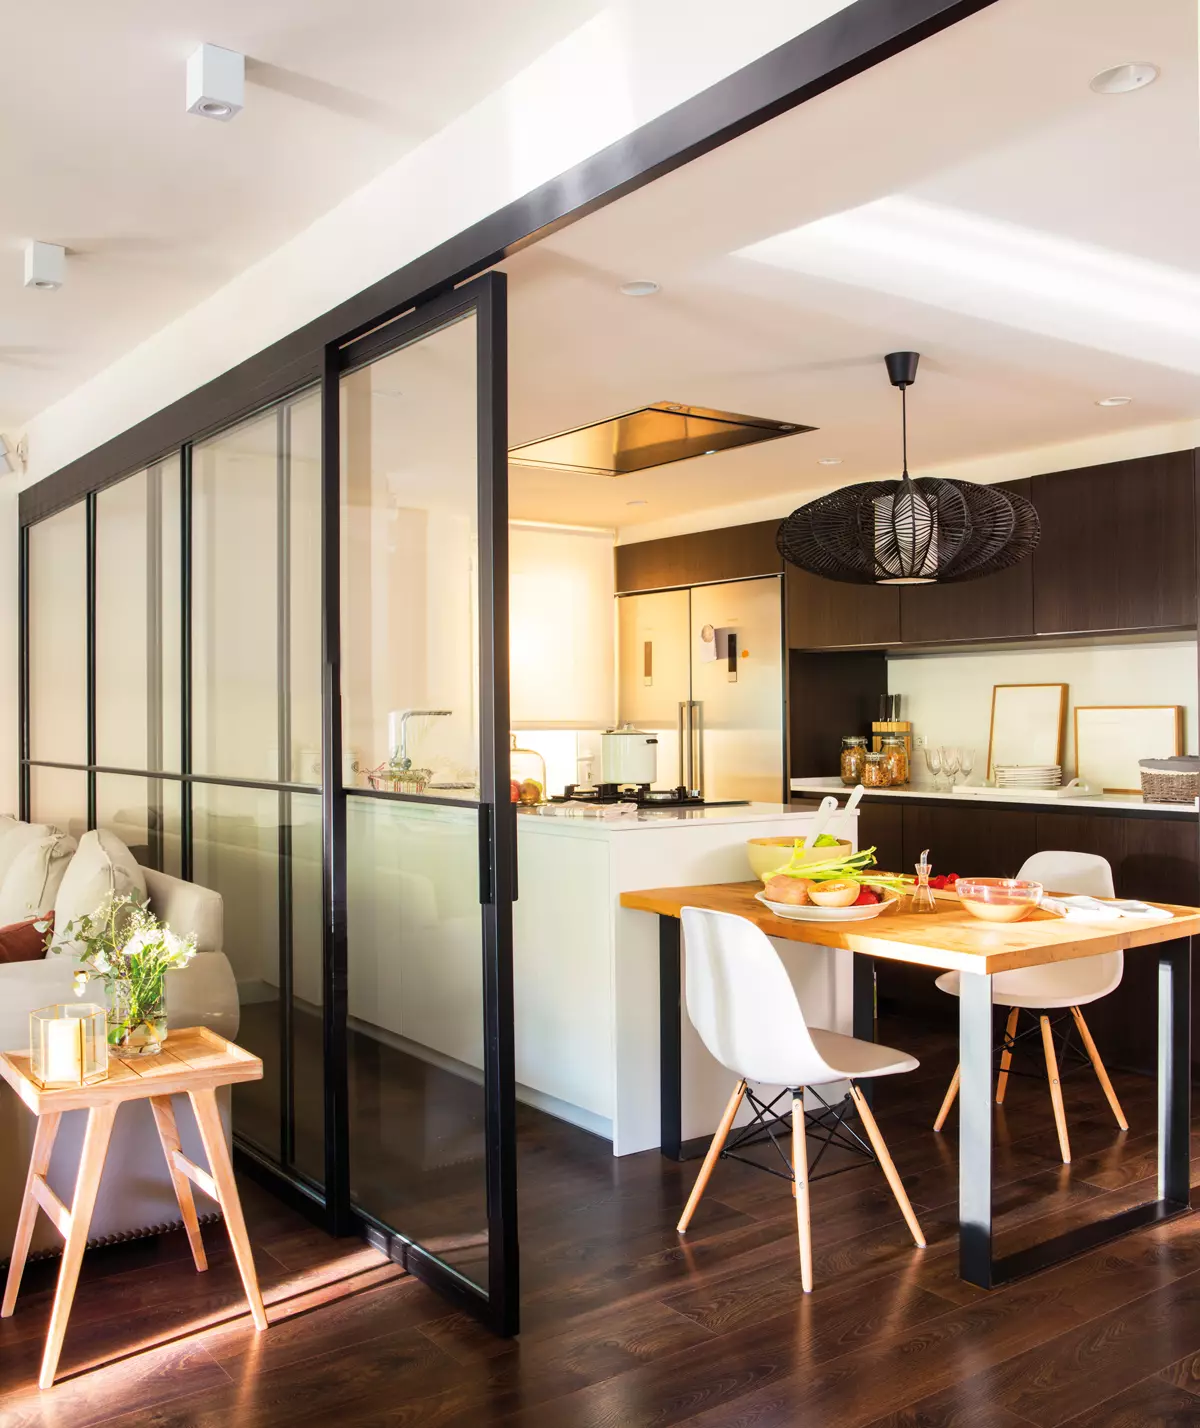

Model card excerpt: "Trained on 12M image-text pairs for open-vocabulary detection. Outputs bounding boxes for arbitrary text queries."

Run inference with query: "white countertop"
[790,776,1197,817]
[519,801,835,835]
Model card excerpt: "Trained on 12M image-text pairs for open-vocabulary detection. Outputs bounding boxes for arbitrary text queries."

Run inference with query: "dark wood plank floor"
[5,1016,1200,1427]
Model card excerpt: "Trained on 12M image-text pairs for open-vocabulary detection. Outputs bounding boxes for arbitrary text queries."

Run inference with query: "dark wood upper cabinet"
[788,650,887,777]
[786,567,900,648]
[1032,452,1198,635]
[899,479,1034,645]
[615,520,782,593]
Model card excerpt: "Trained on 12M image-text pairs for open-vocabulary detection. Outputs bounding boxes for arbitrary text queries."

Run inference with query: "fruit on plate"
[853,887,880,906]
[808,878,860,908]
[510,779,522,804]
[764,874,812,905]
[518,778,544,805]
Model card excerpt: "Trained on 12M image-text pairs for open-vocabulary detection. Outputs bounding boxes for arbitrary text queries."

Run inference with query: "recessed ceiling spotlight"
[187,43,245,121]
[1095,396,1133,406]
[817,456,843,465]
[619,279,660,297]
[704,449,718,456]
[626,498,648,506]
[1089,62,1159,95]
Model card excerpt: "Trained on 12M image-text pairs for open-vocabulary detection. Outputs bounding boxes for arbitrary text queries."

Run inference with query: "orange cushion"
[0,912,52,964]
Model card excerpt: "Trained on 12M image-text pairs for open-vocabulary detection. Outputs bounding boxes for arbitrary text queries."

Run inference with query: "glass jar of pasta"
[840,735,867,786]
[880,734,909,786]
[863,751,892,788]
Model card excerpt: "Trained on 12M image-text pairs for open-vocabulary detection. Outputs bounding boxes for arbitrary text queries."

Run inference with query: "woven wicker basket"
[1139,757,1200,805]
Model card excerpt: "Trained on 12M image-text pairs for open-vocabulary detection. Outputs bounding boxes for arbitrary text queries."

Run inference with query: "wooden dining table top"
[619,882,1200,975]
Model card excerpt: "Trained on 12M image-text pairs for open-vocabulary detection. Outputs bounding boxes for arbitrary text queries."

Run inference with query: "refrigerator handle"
[692,700,704,798]
[677,701,690,789]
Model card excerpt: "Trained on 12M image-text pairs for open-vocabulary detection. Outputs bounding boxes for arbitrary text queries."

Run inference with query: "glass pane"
[28,505,87,763]
[96,774,183,876]
[192,389,322,784]
[347,795,487,1288]
[340,314,479,796]
[96,461,183,771]
[29,767,87,839]
[192,783,322,1176]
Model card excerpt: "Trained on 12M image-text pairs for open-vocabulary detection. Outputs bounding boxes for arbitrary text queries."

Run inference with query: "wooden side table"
[0,1026,268,1389]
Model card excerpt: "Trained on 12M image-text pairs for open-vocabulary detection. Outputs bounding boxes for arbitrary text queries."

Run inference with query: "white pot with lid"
[600,724,659,785]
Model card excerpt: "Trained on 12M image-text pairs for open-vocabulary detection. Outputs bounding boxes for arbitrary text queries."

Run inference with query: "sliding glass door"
[328,273,516,1331]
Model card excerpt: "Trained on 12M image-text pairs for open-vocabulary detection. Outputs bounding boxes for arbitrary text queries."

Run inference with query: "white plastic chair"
[932,851,1126,1163]
[677,906,925,1291]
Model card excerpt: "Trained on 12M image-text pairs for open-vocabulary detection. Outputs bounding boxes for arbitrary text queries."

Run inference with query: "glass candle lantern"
[29,1004,109,1089]
[510,734,547,805]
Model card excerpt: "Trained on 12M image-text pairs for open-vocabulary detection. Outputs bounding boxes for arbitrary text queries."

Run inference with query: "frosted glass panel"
[340,313,479,793]
[28,504,87,763]
[96,461,182,771]
[96,774,183,876]
[192,389,321,783]
[29,767,87,839]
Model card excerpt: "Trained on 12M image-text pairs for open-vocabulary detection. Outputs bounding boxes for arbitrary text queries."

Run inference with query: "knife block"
[871,720,912,756]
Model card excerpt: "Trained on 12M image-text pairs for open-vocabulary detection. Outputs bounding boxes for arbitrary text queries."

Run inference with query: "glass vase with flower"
[42,894,197,1057]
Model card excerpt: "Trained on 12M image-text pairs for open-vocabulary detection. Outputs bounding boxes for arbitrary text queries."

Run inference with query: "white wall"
[0,491,16,816]
[887,639,1199,779]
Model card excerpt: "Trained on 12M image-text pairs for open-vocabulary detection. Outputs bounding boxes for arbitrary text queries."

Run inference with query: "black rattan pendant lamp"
[777,352,1039,585]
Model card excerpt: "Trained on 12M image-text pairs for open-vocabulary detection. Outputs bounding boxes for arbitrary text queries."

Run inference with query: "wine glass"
[922,741,943,790]
[941,746,961,787]
[959,747,975,785]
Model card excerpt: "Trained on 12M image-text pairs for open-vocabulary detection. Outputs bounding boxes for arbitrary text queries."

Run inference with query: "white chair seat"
[935,955,1120,1010]
[808,1027,918,1081]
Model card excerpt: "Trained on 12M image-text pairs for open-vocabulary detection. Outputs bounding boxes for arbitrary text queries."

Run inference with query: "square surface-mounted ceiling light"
[186,43,244,121]
[24,241,64,290]
[509,402,814,476]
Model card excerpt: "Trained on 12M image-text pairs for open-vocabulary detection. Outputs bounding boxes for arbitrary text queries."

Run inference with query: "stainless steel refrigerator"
[617,576,786,803]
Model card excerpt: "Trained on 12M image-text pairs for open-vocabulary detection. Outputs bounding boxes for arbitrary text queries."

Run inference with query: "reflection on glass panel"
[28,505,87,763]
[347,795,487,1290]
[192,389,322,784]
[340,315,480,796]
[96,461,182,771]
[192,783,323,1176]
[29,767,87,840]
[95,775,183,876]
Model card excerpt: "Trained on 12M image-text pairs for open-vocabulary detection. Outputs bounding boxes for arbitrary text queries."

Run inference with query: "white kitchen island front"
[515,803,858,1155]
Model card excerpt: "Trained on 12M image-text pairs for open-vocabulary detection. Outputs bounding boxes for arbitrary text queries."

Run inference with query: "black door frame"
[320,272,517,1333]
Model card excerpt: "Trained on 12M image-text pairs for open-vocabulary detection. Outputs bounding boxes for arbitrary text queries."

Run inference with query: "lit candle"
[43,1017,83,1085]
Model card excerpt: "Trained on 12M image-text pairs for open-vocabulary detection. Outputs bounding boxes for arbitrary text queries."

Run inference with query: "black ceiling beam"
[20,0,998,527]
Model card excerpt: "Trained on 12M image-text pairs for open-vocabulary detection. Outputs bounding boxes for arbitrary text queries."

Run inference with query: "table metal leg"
[659,915,683,1161]
[958,970,995,1288]
[1159,936,1192,1207]
[853,953,877,1107]
[957,936,1193,1290]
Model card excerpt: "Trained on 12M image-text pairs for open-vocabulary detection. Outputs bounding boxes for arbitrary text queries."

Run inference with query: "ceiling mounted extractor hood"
[508,401,815,477]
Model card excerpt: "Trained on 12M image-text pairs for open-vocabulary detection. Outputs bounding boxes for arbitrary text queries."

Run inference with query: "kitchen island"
[515,802,854,1154]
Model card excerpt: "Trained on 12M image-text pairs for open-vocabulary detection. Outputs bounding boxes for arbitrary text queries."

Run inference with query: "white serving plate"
[754,889,899,922]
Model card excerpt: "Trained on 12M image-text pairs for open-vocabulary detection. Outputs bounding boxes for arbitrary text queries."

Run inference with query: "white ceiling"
[502,0,1200,536]
[0,0,601,431]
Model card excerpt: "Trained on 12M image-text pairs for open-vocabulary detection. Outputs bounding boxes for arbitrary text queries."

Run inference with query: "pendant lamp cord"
[901,385,908,478]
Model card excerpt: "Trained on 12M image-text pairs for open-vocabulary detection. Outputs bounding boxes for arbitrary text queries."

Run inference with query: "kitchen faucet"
[394,709,452,765]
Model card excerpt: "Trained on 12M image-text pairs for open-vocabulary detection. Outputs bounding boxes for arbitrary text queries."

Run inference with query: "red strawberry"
[853,887,880,905]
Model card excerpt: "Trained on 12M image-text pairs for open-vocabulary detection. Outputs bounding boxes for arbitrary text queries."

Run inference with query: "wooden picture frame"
[987,683,1067,780]
[1074,705,1184,794]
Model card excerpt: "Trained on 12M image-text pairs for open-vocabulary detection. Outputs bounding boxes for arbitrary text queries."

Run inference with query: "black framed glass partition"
[18,271,516,1334]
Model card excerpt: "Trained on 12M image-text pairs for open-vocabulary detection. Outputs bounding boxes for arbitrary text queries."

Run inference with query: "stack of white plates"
[994,764,1062,789]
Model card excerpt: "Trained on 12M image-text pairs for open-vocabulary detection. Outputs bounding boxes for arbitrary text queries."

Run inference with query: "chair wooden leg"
[677,1079,745,1233]
[995,1007,1020,1105]
[1071,1006,1128,1132]
[792,1091,813,1293]
[2,1111,62,1319]
[933,1066,960,1132]
[189,1089,268,1330]
[150,1095,208,1272]
[1039,1015,1071,1164]
[850,1084,926,1249]
[39,1104,117,1390]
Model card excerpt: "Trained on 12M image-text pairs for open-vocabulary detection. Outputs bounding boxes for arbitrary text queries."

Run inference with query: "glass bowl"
[956,877,1043,923]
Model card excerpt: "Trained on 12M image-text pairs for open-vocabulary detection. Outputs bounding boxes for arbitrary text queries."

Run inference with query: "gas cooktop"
[550,784,746,809]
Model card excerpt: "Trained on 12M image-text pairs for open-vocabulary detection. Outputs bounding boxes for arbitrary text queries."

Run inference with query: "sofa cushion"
[0,822,58,885]
[143,868,223,953]
[0,833,76,926]
[0,913,52,964]
[53,830,148,953]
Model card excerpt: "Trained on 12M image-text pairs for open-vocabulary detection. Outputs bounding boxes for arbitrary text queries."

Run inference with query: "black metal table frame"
[657,917,1193,1289]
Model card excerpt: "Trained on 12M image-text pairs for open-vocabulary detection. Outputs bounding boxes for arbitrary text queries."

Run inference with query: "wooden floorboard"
[4,1018,1200,1427]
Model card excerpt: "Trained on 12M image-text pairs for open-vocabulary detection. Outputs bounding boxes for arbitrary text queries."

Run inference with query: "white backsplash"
[887,639,1198,779]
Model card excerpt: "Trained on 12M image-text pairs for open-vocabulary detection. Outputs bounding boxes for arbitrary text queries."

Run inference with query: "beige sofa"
[0,861,239,1261]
